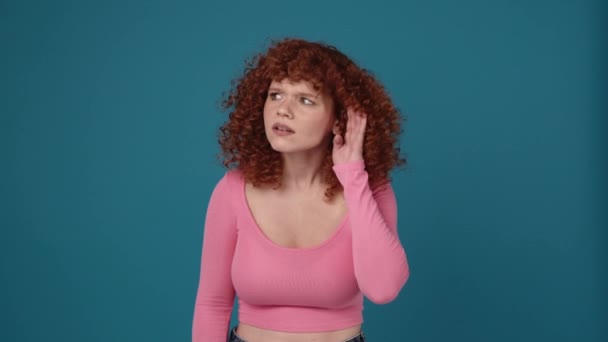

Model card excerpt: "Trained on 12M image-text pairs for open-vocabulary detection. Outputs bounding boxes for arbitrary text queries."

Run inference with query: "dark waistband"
[227,326,366,342]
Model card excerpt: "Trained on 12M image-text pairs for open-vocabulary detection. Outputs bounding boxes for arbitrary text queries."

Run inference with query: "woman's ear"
[332,120,340,135]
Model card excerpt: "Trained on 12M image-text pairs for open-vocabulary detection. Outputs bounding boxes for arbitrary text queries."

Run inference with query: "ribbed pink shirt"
[192,160,410,341]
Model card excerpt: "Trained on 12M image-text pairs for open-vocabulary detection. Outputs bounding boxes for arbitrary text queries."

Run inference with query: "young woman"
[193,38,410,342]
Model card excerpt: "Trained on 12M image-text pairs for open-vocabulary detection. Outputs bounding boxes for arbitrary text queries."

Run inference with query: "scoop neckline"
[239,174,349,253]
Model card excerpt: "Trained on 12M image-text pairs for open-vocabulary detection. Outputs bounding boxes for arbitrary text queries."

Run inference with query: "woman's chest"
[231,220,360,308]
[245,184,347,249]
[233,184,360,307]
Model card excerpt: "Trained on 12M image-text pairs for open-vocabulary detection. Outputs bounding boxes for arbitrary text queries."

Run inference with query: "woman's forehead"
[269,78,319,91]
[269,79,331,102]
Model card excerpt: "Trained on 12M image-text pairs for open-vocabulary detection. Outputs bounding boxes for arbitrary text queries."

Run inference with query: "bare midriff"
[235,323,362,342]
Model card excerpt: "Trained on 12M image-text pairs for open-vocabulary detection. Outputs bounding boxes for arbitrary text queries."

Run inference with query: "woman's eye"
[300,97,314,105]
[269,92,282,100]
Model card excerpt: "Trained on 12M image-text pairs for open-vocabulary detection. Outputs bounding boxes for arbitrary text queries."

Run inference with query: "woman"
[192,38,410,342]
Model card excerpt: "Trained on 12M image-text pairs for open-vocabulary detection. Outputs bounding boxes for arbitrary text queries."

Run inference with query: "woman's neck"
[280,150,327,191]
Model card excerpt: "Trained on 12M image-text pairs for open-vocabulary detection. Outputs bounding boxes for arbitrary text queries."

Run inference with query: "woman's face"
[263,78,336,154]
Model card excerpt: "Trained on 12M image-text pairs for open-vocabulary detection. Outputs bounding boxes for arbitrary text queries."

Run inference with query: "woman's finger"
[346,109,354,143]
[355,112,366,146]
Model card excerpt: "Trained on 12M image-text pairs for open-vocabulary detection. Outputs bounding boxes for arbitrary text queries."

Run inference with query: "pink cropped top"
[192,160,410,341]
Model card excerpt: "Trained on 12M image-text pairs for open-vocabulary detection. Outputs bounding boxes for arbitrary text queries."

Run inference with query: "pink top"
[192,160,410,341]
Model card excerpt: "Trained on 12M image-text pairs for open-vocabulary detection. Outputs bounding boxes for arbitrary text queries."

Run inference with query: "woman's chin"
[267,138,326,155]
[269,145,295,153]
[267,139,295,153]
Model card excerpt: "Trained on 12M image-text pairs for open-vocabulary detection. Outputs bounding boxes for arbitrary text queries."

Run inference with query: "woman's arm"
[333,160,410,304]
[192,172,237,342]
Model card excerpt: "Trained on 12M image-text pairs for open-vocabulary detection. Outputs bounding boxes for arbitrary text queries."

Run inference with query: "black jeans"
[227,326,367,342]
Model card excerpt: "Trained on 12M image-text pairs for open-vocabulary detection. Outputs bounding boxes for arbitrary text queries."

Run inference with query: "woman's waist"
[235,323,363,342]
[237,300,363,330]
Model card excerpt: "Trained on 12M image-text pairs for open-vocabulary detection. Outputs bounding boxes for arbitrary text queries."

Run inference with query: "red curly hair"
[218,37,406,201]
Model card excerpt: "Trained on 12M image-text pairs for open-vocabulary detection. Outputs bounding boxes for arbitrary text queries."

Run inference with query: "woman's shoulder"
[216,168,245,189]
[208,168,245,211]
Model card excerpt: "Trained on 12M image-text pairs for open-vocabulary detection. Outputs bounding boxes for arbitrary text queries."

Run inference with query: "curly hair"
[217,37,406,201]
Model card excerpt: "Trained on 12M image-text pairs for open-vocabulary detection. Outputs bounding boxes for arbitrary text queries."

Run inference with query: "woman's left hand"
[332,107,367,165]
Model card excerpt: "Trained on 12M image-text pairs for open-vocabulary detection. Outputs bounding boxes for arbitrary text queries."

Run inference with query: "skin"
[236,78,368,342]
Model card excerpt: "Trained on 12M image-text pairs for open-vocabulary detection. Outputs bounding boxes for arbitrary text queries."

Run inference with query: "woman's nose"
[277,101,293,118]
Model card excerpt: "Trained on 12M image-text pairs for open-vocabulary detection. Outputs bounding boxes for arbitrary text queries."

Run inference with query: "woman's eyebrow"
[268,87,319,99]
[297,92,319,99]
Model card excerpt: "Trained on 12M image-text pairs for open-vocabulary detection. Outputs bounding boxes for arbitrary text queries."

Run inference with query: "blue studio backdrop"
[1,0,606,341]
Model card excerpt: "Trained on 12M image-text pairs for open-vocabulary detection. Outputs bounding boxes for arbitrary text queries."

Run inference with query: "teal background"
[1,0,606,341]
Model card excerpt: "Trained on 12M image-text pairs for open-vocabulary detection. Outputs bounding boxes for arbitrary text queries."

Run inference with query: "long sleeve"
[192,173,237,342]
[332,160,410,304]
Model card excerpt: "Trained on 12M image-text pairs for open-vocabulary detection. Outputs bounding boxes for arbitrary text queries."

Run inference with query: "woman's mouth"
[272,123,295,135]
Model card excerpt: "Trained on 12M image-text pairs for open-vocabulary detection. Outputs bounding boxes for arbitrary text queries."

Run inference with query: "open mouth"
[272,123,295,133]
